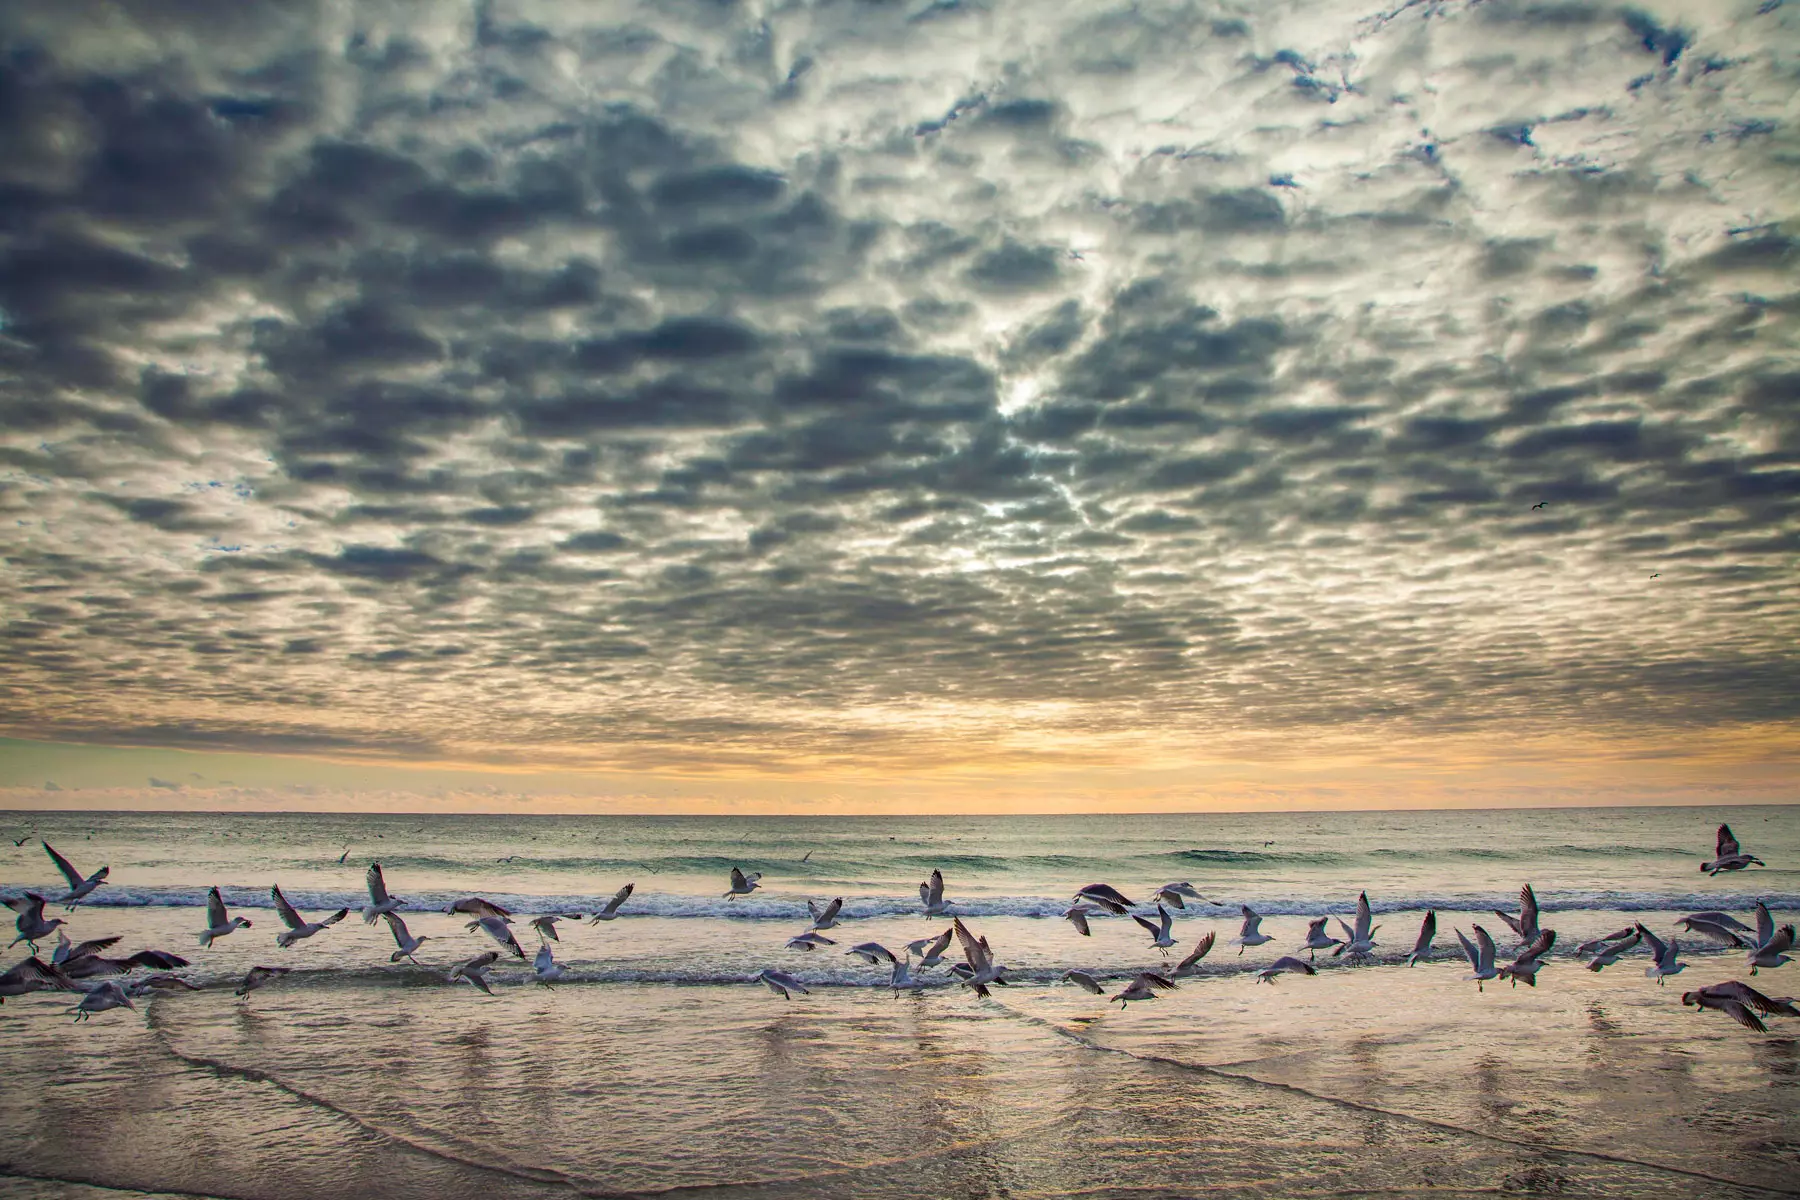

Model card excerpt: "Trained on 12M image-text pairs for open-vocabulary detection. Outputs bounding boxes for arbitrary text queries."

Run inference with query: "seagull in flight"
[1171,931,1217,978]
[588,884,635,923]
[1301,917,1344,961]
[1681,981,1788,1032]
[807,897,844,930]
[271,885,349,948]
[1063,903,1102,937]
[919,869,952,916]
[384,913,430,963]
[846,942,898,966]
[5,893,67,953]
[1532,501,1547,510]
[1576,927,1639,957]
[1074,883,1135,915]
[42,842,108,911]
[1493,884,1543,949]
[907,928,954,969]
[1702,824,1764,875]
[468,916,526,959]
[1134,905,1179,956]
[1498,931,1556,988]
[756,968,810,999]
[0,955,73,1004]
[786,931,836,952]
[1111,971,1178,1006]
[530,915,579,943]
[198,887,252,946]
[725,868,762,899]
[445,897,513,923]
[1334,892,1381,959]
[1456,925,1500,991]
[1062,970,1106,994]
[1406,911,1437,966]
[360,863,404,925]
[235,965,291,1000]
[952,918,1006,997]
[1233,906,1273,955]
[69,981,135,1021]
[1637,924,1684,985]
[1585,929,1641,971]
[1255,957,1317,984]
[533,943,566,986]
[449,951,500,995]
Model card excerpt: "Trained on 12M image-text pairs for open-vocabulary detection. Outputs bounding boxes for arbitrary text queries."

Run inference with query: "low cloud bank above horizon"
[1,0,1796,803]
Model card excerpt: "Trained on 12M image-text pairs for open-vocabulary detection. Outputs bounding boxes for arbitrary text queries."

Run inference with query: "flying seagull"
[1684,981,1800,1031]
[445,897,513,923]
[919,869,952,916]
[1702,824,1764,875]
[807,897,844,930]
[724,867,762,899]
[1063,903,1101,937]
[1456,925,1500,991]
[5,893,67,954]
[384,912,430,964]
[1499,931,1556,988]
[1334,892,1380,959]
[1532,501,1547,510]
[1576,927,1639,957]
[1493,884,1542,948]
[271,885,349,948]
[198,887,252,946]
[1074,883,1135,915]
[907,928,954,969]
[1133,905,1179,956]
[1112,971,1179,1006]
[845,942,898,966]
[0,956,74,1004]
[1637,924,1685,985]
[467,916,526,959]
[1062,970,1106,995]
[1233,906,1273,955]
[69,981,135,1022]
[1301,917,1344,961]
[587,884,635,923]
[1406,911,1437,966]
[533,943,566,986]
[786,931,836,951]
[1748,925,1794,977]
[1172,931,1217,978]
[360,863,405,925]
[42,842,108,911]
[448,951,500,995]
[755,969,809,1000]
[235,965,291,1000]
[1255,956,1317,984]
[1585,929,1642,971]
[952,918,1006,998]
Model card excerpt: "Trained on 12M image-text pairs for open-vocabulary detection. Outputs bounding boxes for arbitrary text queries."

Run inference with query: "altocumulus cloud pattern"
[0,0,1795,779]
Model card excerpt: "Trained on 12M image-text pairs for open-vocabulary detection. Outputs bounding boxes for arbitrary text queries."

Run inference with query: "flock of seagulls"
[0,824,1789,1038]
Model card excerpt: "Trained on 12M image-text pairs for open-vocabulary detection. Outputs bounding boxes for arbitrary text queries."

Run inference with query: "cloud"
[0,0,1795,791]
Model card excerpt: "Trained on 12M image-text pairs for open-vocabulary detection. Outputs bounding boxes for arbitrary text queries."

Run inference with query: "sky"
[0,0,1796,814]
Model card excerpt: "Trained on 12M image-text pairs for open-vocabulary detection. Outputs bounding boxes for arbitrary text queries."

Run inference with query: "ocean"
[0,805,1795,1199]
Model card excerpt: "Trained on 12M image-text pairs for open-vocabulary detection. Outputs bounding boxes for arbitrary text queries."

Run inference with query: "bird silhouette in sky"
[1532,501,1547,510]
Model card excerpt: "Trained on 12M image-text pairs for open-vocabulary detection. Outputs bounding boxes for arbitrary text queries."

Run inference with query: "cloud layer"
[1,0,1796,787]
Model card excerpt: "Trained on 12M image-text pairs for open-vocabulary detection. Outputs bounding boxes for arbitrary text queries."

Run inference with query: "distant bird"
[1576,927,1639,957]
[1637,924,1685,985]
[235,965,291,1000]
[533,943,566,986]
[846,942,897,966]
[1532,501,1547,510]
[445,897,513,923]
[10,836,27,848]
[5,893,67,953]
[198,887,252,946]
[69,981,135,1021]
[1456,925,1500,991]
[1074,884,1135,915]
[1112,972,1178,1006]
[907,928,954,969]
[1062,903,1101,937]
[1255,956,1317,984]
[42,842,108,910]
[1493,884,1542,948]
[337,846,350,865]
[1133,905,1179,956]
[952,918,1006,997]
[1301,917,1345,961]
[0,956,72,1004]
[919,869,952,916]
[1586,929,1642,971]
[1702,824,1764,875]
[1499,931,1556,988]
[725,868,762,899]
[271,885,349,948]
[383,913,430,963]
[1406,911,1437,966]
[587,884,634,923]
[1649,572,1660,579]
[448,951,500,995]
[800,851,813,864]
[360,863,404,925]
[1062,970,1106,994]
[1334,892,1380,959]
[755,969,810,999]
[807,897,844,930]
[786,931,836,951]
[467,916,526,959]
[1171,931,1216,978]
[1233,906,1273,955]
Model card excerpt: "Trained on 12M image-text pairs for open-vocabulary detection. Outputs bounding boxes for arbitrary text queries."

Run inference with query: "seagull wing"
[1635,923,1667,962]
[1718,999,1767,1032]
[1412,912,1437,957]
[366,863,390,906]
[928,870,944,907]
[1178,932,1216,972]
[1755,902,1774,949]
[821,897,843,924]
[534,943,554,973]
[1519,885,1539,939]
[729,867,748,891]
[383,912,413,947]
[67,936,123,959]
[1239,906,1262,938]
[1474,925,1496,972]
[1455,928,1479,970]
[270,885,305,930]
[927,928,953,958]
[1492,910,1525,938]
[1066,908,1092,937]
[1158,906,1173,938]
[1518,929,1556,965]
[1355,892,1373,942]
[1767,926,1796,954]
[207,887,228,929]
[605,884,633,914]
[953,919,991,975]
[42,842,84,890]
[1132,914,1159,936]
[1717,823,1740,858]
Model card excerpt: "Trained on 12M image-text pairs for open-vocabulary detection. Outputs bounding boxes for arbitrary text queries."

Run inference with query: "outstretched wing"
[1239,906,1262,937]
[1517,929,1555,965]
[1719,999,1767,1033]
[1355,892,1373,941]
[1455,928,1479,970]
[1412,911,1437,957]
[1634,923,1666,961]
[605,884,634,914]
[366,863,390,906]
[1474,925,1497,971]
[953,918,990,974]
[1519,885,1539,936]
[383,912,413,947]
[729,867,748,890]
[270,885,305,930]
[1178,932,1216,971]
[1755,902,1774,949]
[66,936,123,960]
[1716,824,1740,858]
[41,842,84,890]
[207,887,228,929]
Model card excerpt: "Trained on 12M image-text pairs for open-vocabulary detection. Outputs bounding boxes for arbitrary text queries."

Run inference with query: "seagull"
[1685,981,1800,1028]
[907,928,954,969]
[126,972,201,995]
[530,915,579,943]
[587,884,635,923]
[5,893,67,953]
[337,846,351,865]
[725,868,762,899]
[888,955,926,995]
[1063,903,1101,937]
[0,955,73,1003]
[1456,925,1500,991]
[1532,501,1547,510]
[1576,927,1639,957]
[1499,931,1556,988]
[1683,984,1773,1031]
[384,912,430,963]
[1255,956,1317,984]
[786,931,836,951]
[1112,971,1179,1006]
[198,887,253,946]
[69,981,135,1021]
[952,918,1006,997]
[1585,929,1642,971]
[448,951,500,995]
[755,968,809,999]
[271,885,349,948]
[42,842,108,911]
[1493,884,1542,948]
[445,897,513,923]
[1702,824,1764,875]
[53,933,119,965]
[919,869,952,916]
[9,836,28,848]
[807,898,844,930]
[1171,931,1217,978]
[1152,887,1188,910]
[1074,884,1135,915]
[1637,924,1684,985]
[467,916,526,959]
[1406,911,1437,966]
[1159,882,1214,904]
[533,943,566,986]
[1333,892,1380,959]
[360,863,404,925]
[235,965,291,1000]
[1233,905,1273,955]
[1749,925,1794,976]
[1062,970,1106,994]
[1674,917,1748,948]
[60,947,189,980]
[846,942,898,966]
[1681,910,1755,933]
[1133,905,1179,956]
[1301,917,1345,961]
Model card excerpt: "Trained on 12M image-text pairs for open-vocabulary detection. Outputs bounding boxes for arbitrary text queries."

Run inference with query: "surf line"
[986,1000,1800,1198]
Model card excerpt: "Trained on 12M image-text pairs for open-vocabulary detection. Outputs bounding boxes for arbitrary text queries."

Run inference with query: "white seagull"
[1255,956,1317,984]
[786,931,836,952]
[1702,823,1764,875]
[1335,892,1381,959]
[1301,917,1345,961]
[1575,927,1638,957]
[533,943,566,986]
[530,915,580,943]
[467,915,526,959]
[198,887,253,946]
[1159,881,1215,904]
[1456,925,1500,991]
[588,883,635,923]
[807,898,844,930]
[919,869,952,916]
[1111,971,1178,1006]
[449,950,500,995]
[445,897,513,923]
[1749,924,1794,976]
[1683,981,1800,1032]
[1498,930,1556,988]
[5,893,67,953]
[360,863,405,925]
[907,928,954,969]
[846,942,898,966]
[384,912,430,963]
[1063,903,1101,937]
[755,968,809,999]
[1074,884,1135,915]
[235,965,291,1000]
[271,885,349,949]
[1233,905,1273,956]
[1133,905,1179,956]
[1585,929,1641,972]
[42,842,109,911]
[1636,924,1684,985]
[724,868,762,899]
[952,918,1006,997]
[888,956,926,995]
[1406,911,1436,966]
[1171,931,1217,978]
